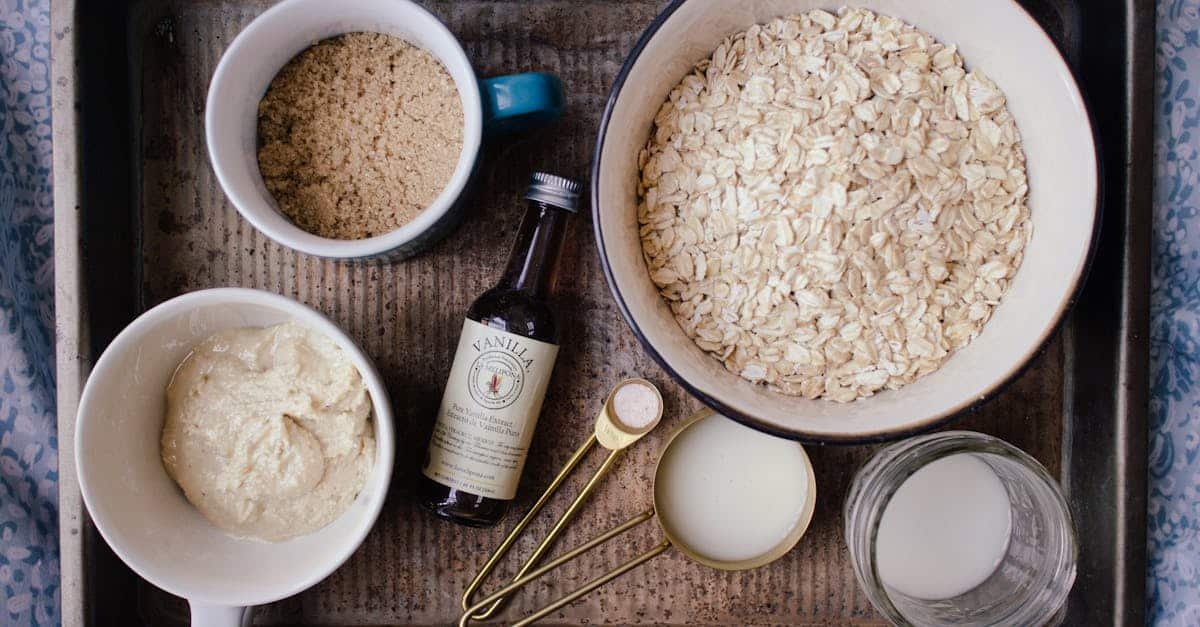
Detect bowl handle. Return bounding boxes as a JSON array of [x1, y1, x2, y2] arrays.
[[479, 72, 564, 135], [189, 601, 252, 627]]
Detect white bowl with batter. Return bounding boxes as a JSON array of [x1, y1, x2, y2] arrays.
[[75, 288, 395, 626]]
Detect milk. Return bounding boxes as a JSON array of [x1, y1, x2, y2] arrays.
[[654, 414, 810, 563], [611, 382, 660, 429], [874, 454, 1012, 600]]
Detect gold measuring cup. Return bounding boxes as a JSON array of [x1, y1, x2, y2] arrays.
[[460, 407, 817, 626]]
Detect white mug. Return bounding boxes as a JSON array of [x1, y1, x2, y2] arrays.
[[75, 289, 396, 626], [205, 0, 563, 259]]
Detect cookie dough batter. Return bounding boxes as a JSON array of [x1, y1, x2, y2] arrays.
[[161, 322, 375, 541]]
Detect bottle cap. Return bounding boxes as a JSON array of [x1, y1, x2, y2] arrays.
[[525, 172, 582, 212]]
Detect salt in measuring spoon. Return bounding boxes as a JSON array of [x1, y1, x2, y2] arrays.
[[459, 409, 817, 626], [461, 378, 664, 620]]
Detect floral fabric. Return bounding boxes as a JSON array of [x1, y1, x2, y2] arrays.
[[0, 0, 58, 625], [1151, 0, 1200, 624]]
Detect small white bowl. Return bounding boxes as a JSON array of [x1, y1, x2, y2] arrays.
[[206, 0, 564, 260], [75, 288, 395, 624], [592, 0, 1099, 443], [205, 0, 482, 260]]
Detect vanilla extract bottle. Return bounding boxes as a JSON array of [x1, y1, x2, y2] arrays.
[[418, 172, 580, 527]]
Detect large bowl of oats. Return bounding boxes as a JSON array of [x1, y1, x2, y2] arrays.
[[592, 2, 1098, 442]]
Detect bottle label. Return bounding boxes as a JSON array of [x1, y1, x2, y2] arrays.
[[423, 319, 559, 500]]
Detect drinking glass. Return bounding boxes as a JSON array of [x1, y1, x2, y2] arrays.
[[844, 431, 1077, 626]]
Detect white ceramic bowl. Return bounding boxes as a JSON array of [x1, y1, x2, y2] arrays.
[[75, 288, 395, 624], [205, 0, 482, 260], [592, 0, 1098, 443]]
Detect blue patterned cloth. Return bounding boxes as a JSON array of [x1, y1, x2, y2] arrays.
[[0, 0, 58, 625], [0, 0, 1195, 626], [1151, 1, 1200, 624]]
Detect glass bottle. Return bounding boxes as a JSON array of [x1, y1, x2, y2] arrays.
[[418, 172, 580, 527]]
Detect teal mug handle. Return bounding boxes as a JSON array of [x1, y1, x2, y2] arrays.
[[479, 72, 564, 135]]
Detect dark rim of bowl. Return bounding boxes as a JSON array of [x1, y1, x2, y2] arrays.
[[589, 0, 1105, 445]]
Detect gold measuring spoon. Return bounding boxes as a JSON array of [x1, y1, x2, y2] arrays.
[[459, 409, 817, 626], [461, 378, 665, 620]]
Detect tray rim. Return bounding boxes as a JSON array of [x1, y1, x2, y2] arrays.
[[51, 0, 86, 623]]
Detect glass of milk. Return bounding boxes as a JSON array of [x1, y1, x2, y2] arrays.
[[844, 431, 1077, 626]]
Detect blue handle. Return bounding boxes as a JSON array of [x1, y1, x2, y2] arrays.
[[479, 72, 564, 135]]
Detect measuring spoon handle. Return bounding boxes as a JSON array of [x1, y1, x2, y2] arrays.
[[457, 508, 661, 627], [514, 539, 671, 627], [461, 435, 600, 615]]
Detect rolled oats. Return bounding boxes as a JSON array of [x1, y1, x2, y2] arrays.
[[637, 8, 1032, 402]]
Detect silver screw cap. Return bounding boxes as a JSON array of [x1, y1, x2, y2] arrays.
[[525, 172, 582, 212]]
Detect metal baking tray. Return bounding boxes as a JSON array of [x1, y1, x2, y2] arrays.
[[51, 0, 1151, 624]]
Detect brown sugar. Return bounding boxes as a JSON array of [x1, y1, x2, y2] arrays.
[[257, 32, 464, 240]]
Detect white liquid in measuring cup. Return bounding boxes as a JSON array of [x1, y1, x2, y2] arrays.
[[875, 454, 1013, 600], [611, 382, 660, 429], [654, 414, 810, 563]]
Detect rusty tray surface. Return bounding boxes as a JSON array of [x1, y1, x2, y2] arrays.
[[51, 0, 1151, 624]]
